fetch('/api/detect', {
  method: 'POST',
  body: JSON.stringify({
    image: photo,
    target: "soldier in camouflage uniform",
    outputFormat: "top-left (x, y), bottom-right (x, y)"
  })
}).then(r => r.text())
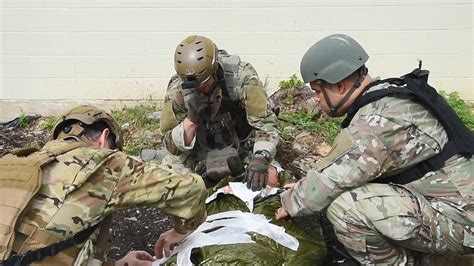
top-left (160, 35), bottom-right (280, 191)
top-left (276, 34), bottom-right (474, 264)
top-left (0, 105), bottom-right (207, 265)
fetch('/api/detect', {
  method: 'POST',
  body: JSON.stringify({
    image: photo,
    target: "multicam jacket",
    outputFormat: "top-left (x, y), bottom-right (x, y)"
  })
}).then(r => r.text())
top-left (9, 139), bottom-right (207, 265)
top-left (281, 81), bottom-right (473, 227)
top-left (160, 54), bottom-right (280, 168)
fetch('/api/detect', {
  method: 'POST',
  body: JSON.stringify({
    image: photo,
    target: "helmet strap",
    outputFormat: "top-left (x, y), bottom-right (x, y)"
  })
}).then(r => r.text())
top-left (181, 78), bottom-right (198, 92)
top-left (324, 66), bottom-right (368, 117)
top-left (320, 88), bottom-right (337, 117)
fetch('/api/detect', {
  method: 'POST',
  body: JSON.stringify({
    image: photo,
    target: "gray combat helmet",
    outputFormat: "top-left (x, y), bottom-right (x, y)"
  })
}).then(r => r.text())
top-left (300, 34), bottom-right (369, 84)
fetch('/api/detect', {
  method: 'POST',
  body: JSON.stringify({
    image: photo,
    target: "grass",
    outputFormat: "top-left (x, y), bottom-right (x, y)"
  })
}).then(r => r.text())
top-left (111, 102), bottom-right (162, 155)
top-left (280, 111), bottom-right (343, 145)
top-left (41, 116), bottom-right (57, 132)
top-left (279, 74), bottom-right (305, 90)
top-left (18, 113), bottom-right (29, 128)
top-left (112, 103), bottom-right (161, 131)
top-left (440, 91), bottom-right (474, 131)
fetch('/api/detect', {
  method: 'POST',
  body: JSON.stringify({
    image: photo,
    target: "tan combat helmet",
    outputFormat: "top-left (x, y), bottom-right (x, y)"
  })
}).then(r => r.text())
top-left (174, 35), bottom-right (218, 85)
top-left (52, 105), bottom-right (123, 150)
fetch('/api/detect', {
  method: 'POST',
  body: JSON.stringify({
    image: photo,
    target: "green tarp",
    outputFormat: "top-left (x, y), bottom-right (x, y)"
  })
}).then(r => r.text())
top-left (165, 179), bottom-right (326, 265)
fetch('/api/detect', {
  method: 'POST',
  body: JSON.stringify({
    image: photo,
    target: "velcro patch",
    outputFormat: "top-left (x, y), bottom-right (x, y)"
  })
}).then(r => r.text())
top-left (245, 85), bottom-right (267, 118)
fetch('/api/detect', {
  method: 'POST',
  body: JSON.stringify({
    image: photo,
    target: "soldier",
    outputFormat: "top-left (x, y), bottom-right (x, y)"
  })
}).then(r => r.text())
top-left (276, 34), bottom-right (474, 264)
top-left (0, 105), bottom-right (207, 265)
top-left (160, 35), bottom-right (280, 191)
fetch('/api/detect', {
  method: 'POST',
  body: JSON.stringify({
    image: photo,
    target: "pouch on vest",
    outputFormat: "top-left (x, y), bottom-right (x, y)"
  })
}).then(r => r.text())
top-left (205, 146), bottom-right (244, 184)
top-left (0, 141), bottom-right (87, 260)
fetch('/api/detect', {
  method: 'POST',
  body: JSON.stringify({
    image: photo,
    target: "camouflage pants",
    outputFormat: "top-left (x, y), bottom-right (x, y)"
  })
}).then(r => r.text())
top-left (326, 183), bottom-right (472, 265)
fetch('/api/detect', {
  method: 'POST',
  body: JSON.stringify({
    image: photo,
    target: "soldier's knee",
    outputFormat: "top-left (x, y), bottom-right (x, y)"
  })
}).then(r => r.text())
top-left (326, 191), bottom-right (356, 232)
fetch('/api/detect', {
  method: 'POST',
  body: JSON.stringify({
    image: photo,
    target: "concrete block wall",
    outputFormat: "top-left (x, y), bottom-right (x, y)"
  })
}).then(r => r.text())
top-left (1, 0), bottom-right (472, 121)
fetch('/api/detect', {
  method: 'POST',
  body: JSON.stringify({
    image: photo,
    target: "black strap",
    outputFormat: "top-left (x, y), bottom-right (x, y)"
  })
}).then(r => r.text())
top-left (341, 76), bottom-right (474, 185)
top-left (375, 141), bottom-right (460, 184)
top-left (1, 223), bottom-right (99, 266)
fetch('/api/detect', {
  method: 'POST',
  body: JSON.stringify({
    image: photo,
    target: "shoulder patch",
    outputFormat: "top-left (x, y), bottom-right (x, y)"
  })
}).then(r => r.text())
top-left (315, 129), bottom-right (356, 171)
top-left (160, 101), bottom-right (180, 134)
top-left (245, 85), bottom-right (268, 118)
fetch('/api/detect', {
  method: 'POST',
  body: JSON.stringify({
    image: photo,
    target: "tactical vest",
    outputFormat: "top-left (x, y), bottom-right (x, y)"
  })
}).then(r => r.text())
top-left (0, 141), bottom-right (113, 265)
top-left (195, 98), bottom-right (252, 186)
top-left (341, 74), bottom-right (474, 185)
top-left (216, 49), bottom-right (241, 100)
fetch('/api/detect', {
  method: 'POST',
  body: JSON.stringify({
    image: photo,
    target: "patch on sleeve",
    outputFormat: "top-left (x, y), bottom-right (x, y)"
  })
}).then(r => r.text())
top-left (315, 129), bottom-right (356, 171)
top-left (160, 101), bottom-right (180, 134)
top-left (245, 85), bottom-right (268, 117)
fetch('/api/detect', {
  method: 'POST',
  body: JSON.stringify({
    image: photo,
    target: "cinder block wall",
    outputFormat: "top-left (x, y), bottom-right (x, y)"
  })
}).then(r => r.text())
top-left (1, 0), bottom-right (472, 121)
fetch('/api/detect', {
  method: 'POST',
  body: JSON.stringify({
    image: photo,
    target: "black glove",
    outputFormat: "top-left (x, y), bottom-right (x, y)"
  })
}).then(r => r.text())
top-left (245, 150), bottom-right (271, 191)
top-left (184, 92), bottom-right (210, 124)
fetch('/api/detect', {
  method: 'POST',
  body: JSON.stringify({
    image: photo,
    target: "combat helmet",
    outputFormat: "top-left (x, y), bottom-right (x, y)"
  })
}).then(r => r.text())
top-left (174, 35), bottom-right (218, 85)
top-left (300, 34), bottom-right (369, 84)
top-left (52, 105), bottom-right (123, 150)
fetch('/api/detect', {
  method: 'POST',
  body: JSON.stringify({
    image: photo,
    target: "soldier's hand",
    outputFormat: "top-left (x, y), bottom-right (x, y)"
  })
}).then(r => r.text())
top-left (275, 207), bottom-right (289, 220)
top-left (154, 228), bottom-right (188, 259)
top-left (245, 151), bottom-right (271, 191)
top-left (116, 250), bottom-right (153, 266)
top-left (184, 92), bottom-right (210, 124)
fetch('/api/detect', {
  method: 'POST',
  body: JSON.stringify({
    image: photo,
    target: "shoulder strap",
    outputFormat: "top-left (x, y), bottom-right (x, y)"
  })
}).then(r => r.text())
top-left (167, 74), bottom-right (181, 89)
top-left (218, 50), bottom-right (241, 99)
top-left (2, 222), bottom-right (100, 266)
top-left (341, 77), bottom-right (474, 184)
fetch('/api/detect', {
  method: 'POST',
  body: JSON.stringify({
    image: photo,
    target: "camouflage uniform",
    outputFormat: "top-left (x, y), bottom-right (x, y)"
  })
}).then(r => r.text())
top-left (9, 139), bottom-right (207, 265)
top-left (281, 82), bottom-right (474, 264)
top-left (160, 54), bottom-right (280, 172)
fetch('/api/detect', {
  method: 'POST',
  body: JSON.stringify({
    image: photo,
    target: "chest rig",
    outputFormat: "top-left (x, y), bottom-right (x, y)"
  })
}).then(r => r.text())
top-left (187, 50), bottom-right (255, 185)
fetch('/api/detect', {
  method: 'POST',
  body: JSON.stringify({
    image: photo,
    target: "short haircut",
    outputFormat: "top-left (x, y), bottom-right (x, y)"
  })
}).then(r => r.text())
top-left (83, 122), bottom-right (118, 150)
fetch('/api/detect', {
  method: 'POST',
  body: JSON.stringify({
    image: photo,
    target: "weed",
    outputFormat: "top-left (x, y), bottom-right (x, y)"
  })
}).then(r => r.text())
top-left (279, 74), bottom-right (304, 90)
top-left (440, 91), bottom-right (474, 131)
top-left (18, 113), bottom-right (29, 128)
top-left (41, 117), bottom-right (57, 132)
top-left (112, 103), bottom-right (160, 131)
top-left (283, 94), bottom-right (295, 105)
top-left (111, 102), bottom-right (162, 155)
top-left (280, 127), bottom-right (295, 141)
top-left (280, 111), bottom-right (343, 145)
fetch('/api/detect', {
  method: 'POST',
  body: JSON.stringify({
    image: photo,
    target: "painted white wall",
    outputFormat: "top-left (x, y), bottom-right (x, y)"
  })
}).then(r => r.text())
top-left (0, 0), bottom-right (473, 120)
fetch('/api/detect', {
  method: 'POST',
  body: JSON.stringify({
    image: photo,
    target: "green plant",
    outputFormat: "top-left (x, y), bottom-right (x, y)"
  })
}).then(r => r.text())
top-left (283, 94), bottom-right (295, 105)
top-left (111, 102), bottom-right (162, 155)
top-left (112, 103), bottom-right (160, 131)
top-left (41, 116), bottom-right (57, 132)
top-left (280, 111), bottom-right (343, 145)
top-left (18, 113), bottom-right (29, 128)
top-left (440, 91), bottom-right (474, 131)
top-left (279, 74), bottom-right (305, 90)
top-left (279, 127), bottom-right (295, 141)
